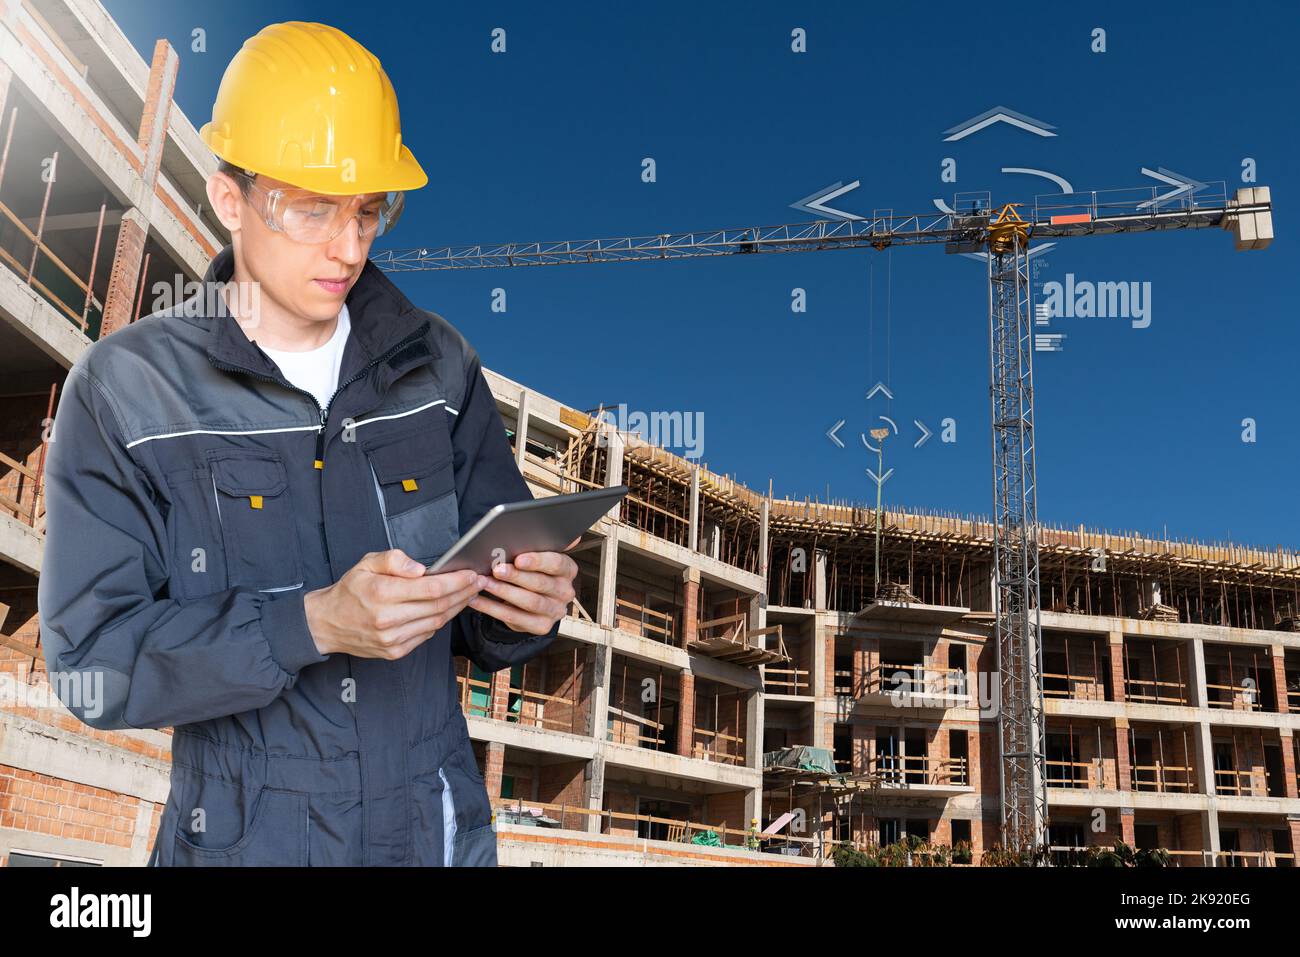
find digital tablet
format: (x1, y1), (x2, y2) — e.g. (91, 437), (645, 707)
(425, 485), (629, 575)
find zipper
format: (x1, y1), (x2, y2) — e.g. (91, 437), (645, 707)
(206, 319), (431, 455)
(207, 352), (325, 421)
(311, 320), (431, 445)
(310, 324), (429, 567)
(206, 320), (431, 571)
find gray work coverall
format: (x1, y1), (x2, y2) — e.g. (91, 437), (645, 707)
(37, 244), (558, 865)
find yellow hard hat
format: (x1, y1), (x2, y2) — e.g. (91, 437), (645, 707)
(200, 21), (427, 195)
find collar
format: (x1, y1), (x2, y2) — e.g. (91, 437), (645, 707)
(203, 244), (438, 379)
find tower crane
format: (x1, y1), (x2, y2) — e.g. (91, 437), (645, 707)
(371, 181), (1274, 852)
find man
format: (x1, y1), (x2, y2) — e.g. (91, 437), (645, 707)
(36, 21), (576, 867)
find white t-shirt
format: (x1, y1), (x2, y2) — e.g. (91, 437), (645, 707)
(260, 304), (351, 414)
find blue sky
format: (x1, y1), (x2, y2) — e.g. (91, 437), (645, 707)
(106, 0), (1299, 548)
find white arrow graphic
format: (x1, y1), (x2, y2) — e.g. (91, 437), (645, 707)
(791, 181), (863, 221)
(826, 419), (846, 448)
(866, 382), (893, 401)
(1001, 166), (1074, 195)
(943, 106), (1057, 142)
(1139, 167), (1207, 209)
(866, 467), (894, 488)
(914, 420), (932, 448)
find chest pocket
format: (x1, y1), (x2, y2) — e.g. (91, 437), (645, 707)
(362, 423), (459, 566)
(207, 450), (305, 592)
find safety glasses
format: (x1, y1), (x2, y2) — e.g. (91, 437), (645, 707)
(232, 170), (406, 243)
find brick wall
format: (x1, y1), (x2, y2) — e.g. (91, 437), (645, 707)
(0, 765), (162, 865)
(703, 789), (747, 835)
(535, 759), (587, 830)
(1176, 811), (1206, 861)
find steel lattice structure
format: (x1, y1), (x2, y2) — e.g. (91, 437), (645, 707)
(985, 214), (1047, 851)
(371, 183), (1257, 271)
(373, 181), (1272, 851)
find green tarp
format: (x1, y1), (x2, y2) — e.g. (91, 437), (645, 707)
(763, 746), (836, 775)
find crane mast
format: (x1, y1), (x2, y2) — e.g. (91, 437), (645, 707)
(374, 182), (1273, 854)
(985, 206), (1045, 850)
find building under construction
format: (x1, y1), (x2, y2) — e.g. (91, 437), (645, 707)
(1, 0), (1297, 867)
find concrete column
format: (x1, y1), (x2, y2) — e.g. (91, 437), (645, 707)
(585, 754), (606, 833)
(513, 388), (531, 468)
(1193, 720), (1221, 866)
(814, 549), (827, 612)
(483, 741), (506, 801)
(596, 532), (617, 627)
(586, 645), (611, 833)
(1107, 631), (1126, 703)
(748, 585), (768, 695)
(744, 784), (762, 836)
(603, 427), (624, 492)
(1271, 645), (1289, 714)
(688, 465), (700, 552)
(748, 591), (764, 637)
(1114, 717), (1132, 792)
(1193, 721), (1216, 797)
(817, 716), (834, 754)
(590, 643), (611, 740)
(899, 721), (919, 781)
(1203, 807), (1221, 867)
(746, 686), (763, 769)
(1188, 637), (1210, 709)
(676, 670), (696, 758)
(701, 521), (720, 560)
(758, 496), (770, 585)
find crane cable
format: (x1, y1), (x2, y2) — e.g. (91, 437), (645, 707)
(867, 251), (894, 411)
(868, 258), (874, 391)
(886, 248), (893, 414)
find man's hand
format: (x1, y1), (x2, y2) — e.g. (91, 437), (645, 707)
(468, 536), (579, 635)
(303, 549), (481, 659)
